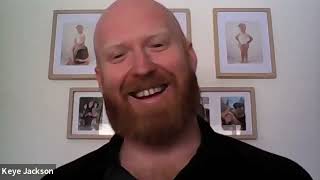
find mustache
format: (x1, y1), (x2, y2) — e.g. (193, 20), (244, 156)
(121, 70), (174, 95)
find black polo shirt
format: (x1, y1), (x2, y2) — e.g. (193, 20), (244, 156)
(42, 118), (312, 179)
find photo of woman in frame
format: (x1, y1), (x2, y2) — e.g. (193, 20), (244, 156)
(78, 97), (103, 131)
(66, 24), (90, 65)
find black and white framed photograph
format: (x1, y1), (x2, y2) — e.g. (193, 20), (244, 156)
(67, 88), (114, 139)
(200, 87), (257, 139)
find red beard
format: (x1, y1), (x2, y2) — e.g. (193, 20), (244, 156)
(102, 63), (200, 146)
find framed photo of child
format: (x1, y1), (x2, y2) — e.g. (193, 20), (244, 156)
(48, 9), (192, 80)
(213, 8), (276, 79)
(200, 87), (257, 139)
(49, 10), (103, 80)
(67, 88), (114, 139)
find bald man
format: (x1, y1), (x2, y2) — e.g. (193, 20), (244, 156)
(42, 0), (311, 179)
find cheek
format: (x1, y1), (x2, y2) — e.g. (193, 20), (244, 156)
(153, 48), (189, 74)
(100, 64), (128, 93)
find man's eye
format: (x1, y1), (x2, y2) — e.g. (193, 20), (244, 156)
(151, 43), (163, 48)
(150, 42), (167, 51)
(107, 52), (126, 64)
(113, 53), (124, 59)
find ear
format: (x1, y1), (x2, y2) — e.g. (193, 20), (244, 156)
(186, 41), (197, 72)
(95, 66), (103, 88)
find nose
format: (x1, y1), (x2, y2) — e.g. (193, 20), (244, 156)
(131, 48), (156, 76)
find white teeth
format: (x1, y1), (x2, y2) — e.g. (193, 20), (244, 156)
(149, 88), (155, 94)
(143, 90), (150, 96)
(154, 87), (161, 93)
(136, 91), (144, 98)
(134, 86), (165, 98)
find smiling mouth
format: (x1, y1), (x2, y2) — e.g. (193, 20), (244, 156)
(129, 84), (168, 99)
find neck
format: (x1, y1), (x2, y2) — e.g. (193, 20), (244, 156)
(120, 117), (201, 180)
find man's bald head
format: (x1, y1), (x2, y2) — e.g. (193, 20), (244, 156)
(94, 0), (188, 66)
(93, 0), (199, 145)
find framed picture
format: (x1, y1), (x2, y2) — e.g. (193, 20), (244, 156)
(49, 9), (192, 80)
(213, 8), (276, 78)
(200, 87), (257, 139)
(67, 88), (114, 139)
(171, 9), (192, 41)
(49, 10), (102, 80)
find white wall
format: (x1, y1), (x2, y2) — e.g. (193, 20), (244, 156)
(0, 0), (319, 179)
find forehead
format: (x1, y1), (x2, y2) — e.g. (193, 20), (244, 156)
(95, 5), (174, 46)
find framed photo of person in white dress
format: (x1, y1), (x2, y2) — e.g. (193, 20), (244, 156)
(213, 8), (276, 79)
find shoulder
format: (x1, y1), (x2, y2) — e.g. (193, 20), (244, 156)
(211, 132), (312, 178)
(41, 135), (122, 179)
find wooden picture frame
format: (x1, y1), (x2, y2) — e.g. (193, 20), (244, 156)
(171, 8), (192, 41)
(49, 10), (102, 80)
(200, 87), (257, 139)
(213, 8), (276, 79)
(49, 9), (192, 80)
(67, 87), (114, 139)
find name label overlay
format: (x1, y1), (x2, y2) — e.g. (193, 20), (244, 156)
(0, 164), (55, 180)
